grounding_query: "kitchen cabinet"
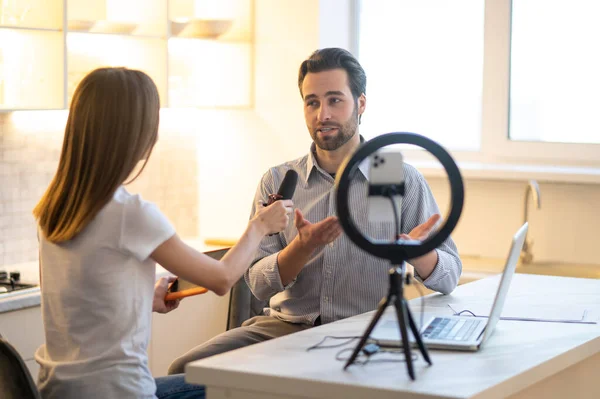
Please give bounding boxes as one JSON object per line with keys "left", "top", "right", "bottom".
{"left": 0, "top": 0, "right": 63, "bottom": 30}
{"left": 0, "top": 291, "right": 230, "bottom": 379}
{"left": 66, "top": 32, "right": 168, "bottom": 106}
{"left": 0, "top": 305, "right": 45, "bottom": 377}
{"left": 149, "top": 289, "right": 230, "bottom": 377}
{"left": 0, "top": 0, "right": 253, "bottom": 111}
{"left": 168, "top": 0, "right": 253, "bottom": 108}
{"left": 0, "top": 0, "right": 64, "bottom": 109}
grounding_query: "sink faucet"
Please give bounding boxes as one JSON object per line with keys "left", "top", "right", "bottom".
{"left": 521, "top": 179, "right": 541, "bottom": 264}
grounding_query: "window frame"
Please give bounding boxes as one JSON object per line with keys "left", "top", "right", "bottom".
{"left": 354, "top": 0, "right": 600, "bottom": 180}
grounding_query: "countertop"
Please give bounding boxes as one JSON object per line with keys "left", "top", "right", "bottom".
{"left": 0, "top": 239, "right": 226, "bottom": 314}
{"left": 460, "top": 255, "right": 600, "bottom": 279}
{"left": 3, "top": 244, "right": 598, "bottom": 314}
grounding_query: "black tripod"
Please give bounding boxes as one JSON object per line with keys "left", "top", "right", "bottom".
{"left": 343, "top": 262, "right": 432, "bottom": 380}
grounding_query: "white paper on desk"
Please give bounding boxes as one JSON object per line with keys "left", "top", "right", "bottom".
{"left": 458, "top": 304, "right": 592, "bottom": 323}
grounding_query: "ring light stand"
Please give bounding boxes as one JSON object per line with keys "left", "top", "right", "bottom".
{"left": 335, "top": 132, "right": 464, "bottom": 380}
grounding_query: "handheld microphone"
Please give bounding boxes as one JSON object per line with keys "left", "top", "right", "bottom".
{"left": 265, "top": 169, "right": 298, "bottom": 206}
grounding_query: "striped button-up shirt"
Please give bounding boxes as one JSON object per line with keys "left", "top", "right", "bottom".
{"left": 245, "top": 144, "right": 462, "bottom": 325}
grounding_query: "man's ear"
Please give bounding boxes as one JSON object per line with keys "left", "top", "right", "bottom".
{"left": 358, "top": 93, "right": 366, "bottom": 116}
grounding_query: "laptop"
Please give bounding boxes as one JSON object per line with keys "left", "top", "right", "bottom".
{"left": 369, "top": 222, "right": 528, "bottom": 351}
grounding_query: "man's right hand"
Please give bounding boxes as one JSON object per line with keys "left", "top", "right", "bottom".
{"left": 275, "top": 209, "right": 342, "bottom": 286}
{"left": 294, "top": 208, "right": 342, "bottom": 251}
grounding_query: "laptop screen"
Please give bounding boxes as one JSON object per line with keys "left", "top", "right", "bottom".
{"left": 481, "top": 222, "right": 528, "bottom": 343}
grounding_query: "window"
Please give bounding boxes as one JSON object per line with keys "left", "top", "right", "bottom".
{"left": 358, "top": 0, "right": 484, "bottom": 151}
{"left": 357, "top": 0, "right": 600, "bottom": 168}
{"left": 510, "top": 0, "right": 600, "bottom": 145}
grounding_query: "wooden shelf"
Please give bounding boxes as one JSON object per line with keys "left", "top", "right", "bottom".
{"left": 0, "top": 0, "right": 63, "bottom": 30}
{"left": 0, "top": 25, "right": 61, "bottom": 32}
{"left": 68, "top": 0, "right": 167, "bottom": 36}
{"left": 0, "top": 0, "right": 253, "bottom": 111}
{"left": 65, "top": 29, "right": 165, "bottom": 40}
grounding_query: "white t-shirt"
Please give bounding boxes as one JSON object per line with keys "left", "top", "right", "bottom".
{"left": 35, "top": 187, "right": 175, "bottom": 399}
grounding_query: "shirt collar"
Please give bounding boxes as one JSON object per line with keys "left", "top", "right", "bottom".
{"left": 305, "top": 135, "right": 369, "bottom": 183}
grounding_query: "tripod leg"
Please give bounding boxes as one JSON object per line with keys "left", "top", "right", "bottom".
{"left": 394, "top": 295, "right": 415, "bottom": 380}
{"left": 404, "top": 299, "right": 432, "bottom": 365}
{"left": 344, "top": 296, "right": 390, "bottom": 370}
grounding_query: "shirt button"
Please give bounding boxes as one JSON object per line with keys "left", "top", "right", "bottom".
{"left": 329, "top": 242, "right": 334, "bottom": 248}
{"left": 324, "top": 296, "right": 329, "bottom": 302}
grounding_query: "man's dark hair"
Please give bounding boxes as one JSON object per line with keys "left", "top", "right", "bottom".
{"left": 298, "top": 47, "right": 366, "bottom": 101}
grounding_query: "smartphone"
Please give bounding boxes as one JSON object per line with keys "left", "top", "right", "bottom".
{"left": 165, "top": 278, "right": 208, "bottom": 301}
{"left": 367, "top": 150, "right": 404, "bottom": 223}
{"left": 163, "top": 248, "right": 229, "bottom": 301}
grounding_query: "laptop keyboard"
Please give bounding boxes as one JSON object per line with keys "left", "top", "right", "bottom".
{"left": 423, "top": 317, "right": 482, "bottom": 341}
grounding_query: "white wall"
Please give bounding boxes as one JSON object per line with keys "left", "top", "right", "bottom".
{"left": 318, "top": 0, "right": 356, "bottom": 51}
{"left": 427, "top": 178, "right": 600, "bottom": 264}
{"left": 195, "top": 0, "right": 600, "bottom": 267}
{"left": 195, "top": 1, "right": 320, "bottom": 241}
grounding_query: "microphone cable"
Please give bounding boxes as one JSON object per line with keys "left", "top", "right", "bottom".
{"left": 305, "top": 335, "right": 418, "bottom": 365}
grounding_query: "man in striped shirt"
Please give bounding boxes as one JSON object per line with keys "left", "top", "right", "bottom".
{"left": 168, "top": 48, "right": 462, "bottom": 374}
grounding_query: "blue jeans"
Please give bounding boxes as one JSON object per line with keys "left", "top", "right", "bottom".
{"left": 155, "top": 374, "right": 205, "bottom": 399}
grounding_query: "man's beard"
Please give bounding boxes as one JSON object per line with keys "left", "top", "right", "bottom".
{"left": 311, "top": 106, "right": 359, "bottom": 151}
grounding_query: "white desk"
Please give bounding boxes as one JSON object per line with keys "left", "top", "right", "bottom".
{"left": 186, "top": 274, "right": 600, "bottom": 399}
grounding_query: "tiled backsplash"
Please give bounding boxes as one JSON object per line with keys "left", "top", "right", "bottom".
{"left": 0, "top": 112, "right": 199, "bottom": 266}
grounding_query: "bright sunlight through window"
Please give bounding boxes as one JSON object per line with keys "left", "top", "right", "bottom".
{"left": 510, "top": 0, "right": 600, "bottom": 145}
{"left": 357, "top": 0, "right": 484, "bottom": 151}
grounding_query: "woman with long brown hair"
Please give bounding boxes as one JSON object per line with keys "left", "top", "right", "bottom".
{"left": 33, "top": 67, "right": 292, "bottom": 398}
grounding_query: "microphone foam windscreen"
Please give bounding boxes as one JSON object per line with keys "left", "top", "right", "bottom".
{"left": 277, "top": 170, "right": 299, "bottom": 199}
